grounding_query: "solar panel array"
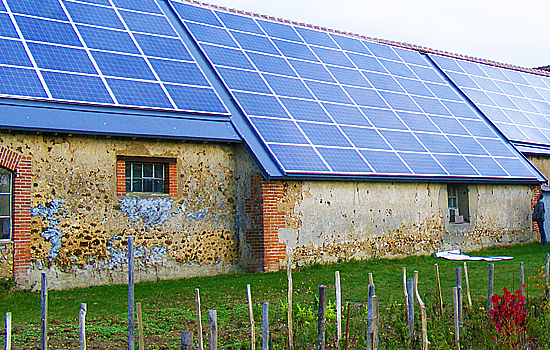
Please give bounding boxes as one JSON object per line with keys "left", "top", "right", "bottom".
{"left": 171, "top": 1, "right": 539, "bottom": 180}
{"left": 0, "top": 0, "right": 227, "bottom": 114}
{"left": 431, "top": 54, "right": 550, "bottom": 147}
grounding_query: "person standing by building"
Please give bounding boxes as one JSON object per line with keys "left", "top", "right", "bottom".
{"left": 533, "top": 193, "right": 546, "bottom": 244}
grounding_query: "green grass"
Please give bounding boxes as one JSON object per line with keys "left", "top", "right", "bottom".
{"left": 1, "top": 242, "right": 550, "bottom": 349}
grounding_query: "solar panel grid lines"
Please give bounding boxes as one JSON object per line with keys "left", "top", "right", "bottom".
{"left": 171, "top": 1, "right": 541, "bottom": 179}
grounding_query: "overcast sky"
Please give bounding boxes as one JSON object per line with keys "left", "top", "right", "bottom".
{"left": 206, "top": 0, "right": 550, "bottom": 69}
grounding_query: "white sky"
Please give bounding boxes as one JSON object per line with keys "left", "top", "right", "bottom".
{"left": 206, "top": 0, "right": 550, "bottom": 69}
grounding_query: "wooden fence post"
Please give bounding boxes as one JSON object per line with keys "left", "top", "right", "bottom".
{"left": 403, "top": 267, "right": 409, "bottom": 321}
{"left": 262, "top": 302, "right": 269, "bottom": 350}
{"left": 318, "top": 285, "right": 326, "bottom": 350}
{"left": 366, "top": 284, "right": 375, "bottom": 350}
{"left": 79, "top": 303, "right": 87, "bottom": 350}
{"left": 344, "top": 302, "right": 351, "bottom": 350}
{"left": 372, "top": 295, "right": 379, "bottom": 350}
{"left": 181, "top": 331, "right": 193, "bottom": 350}
{"left": 519, "top": 262, "right": 525, "bottom": 295}
{"left": 455, "top": 267, "right": 462, "bottom": 324}
{"left": 406, "top": 278, "right": 414, "bottom": 341}
{"left": 128, "top": 236, "right": 135, "bottom": 350}
{"left": 434, "top": 264, "right": 444, "bottom": 315}
{"left": 41, "top": 272, "right": 47, "bottom": 350}
{"left": 335, "top": 271, "right": 342, "bottom": 348}
{"left": 414, "top": 271, "right": 428, "bottom": 350}
{"left": 5, "top": 312, "right": 11, "bottom": 350}
{"left": 196, "top": 288, "right": 204, "bottom": 350}
{"left": 453, "top": 287, "right": 460, "bottom": 350}
{"left": 487, "top": 263, "right": 494, "bottom": 318}
{"left": 209, "top": 310, "right": 218, "bottom": 350}
{"left": 246, "top": 284, "right": 255, "bottom": 350}
{"left": 287, "top": 248, "right": 293, "bottom": 350}
{"left": 136, "top": 302, "right": 144, "bottom": 350}
{"left": 545, "top": 254, "right": 550, "bottom": 296}
{"left": 463, "top": 262, "right": 472, "bottom": 308}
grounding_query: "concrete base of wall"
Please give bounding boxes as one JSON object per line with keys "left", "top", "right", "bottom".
{"left": 26, "top": 258, "right": 243, "bottom": 291}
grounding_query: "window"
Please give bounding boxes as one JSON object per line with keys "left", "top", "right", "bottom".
{"left": 0, "top": 167, "right": 12, "bottom": 240}
{"left": 448, "top": 184, "right": 469, "bottom": 223}
{"left": 118, "top": 156, "right": 176, "bottom": 196}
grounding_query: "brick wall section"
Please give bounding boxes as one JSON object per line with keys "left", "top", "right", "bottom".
{"left": 168, "top": 162, "right": 177, "bottom": 197}
{"left": 243, "top": 173, "right": 263, "bottom": 271}
{"left": 261, "top": 181, "right": 286, "bottom": 272}
{"left": 116, "top": 159, "right": 125, "bottom": 196}
{"left": 0, "top": 147, "right": 31, "bottom": 287}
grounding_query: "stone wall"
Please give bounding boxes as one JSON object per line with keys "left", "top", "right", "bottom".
{"left": 0, "top": 131, "right": 241, "bottom": 290}
{"left": 269, "top": 181, "right": 537, "bottom": 268}
{"left": 527, "top": 155, "right": 550, "bottom": 185}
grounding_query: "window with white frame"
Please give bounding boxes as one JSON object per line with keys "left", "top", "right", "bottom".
{"left": 0, "top": 167, "right": 12, "bottom": 240}
{"left": 125, "top": 160, "right": 168, "bottom": 194}
{"left": 448, "top": 184, "right": 469, "bottom": 223}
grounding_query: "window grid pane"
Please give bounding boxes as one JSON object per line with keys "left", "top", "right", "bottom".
{"left": 125, "top": 162, "right": 166, "bottom": 193}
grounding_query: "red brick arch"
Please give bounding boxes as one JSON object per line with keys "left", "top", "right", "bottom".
{"left": 0, "top": 147, "right": 31, "bottom": 287}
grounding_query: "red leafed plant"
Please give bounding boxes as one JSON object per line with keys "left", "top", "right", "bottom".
{"left": 490, "top": 287, "right": 532, "bottom": 349}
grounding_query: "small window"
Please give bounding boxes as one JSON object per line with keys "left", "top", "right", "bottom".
{"left": 0, "top": 168, "right": 12, "bottom": 240}
{"left": 125, "top": 161, "right": 167, "bottom": 194}
{"left": 448, "top": 184, "right": 469, "bottom": 223}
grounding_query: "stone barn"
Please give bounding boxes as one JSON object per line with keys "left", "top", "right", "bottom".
{"left": 0, "top": 0, "right": 549, "bottom": 289}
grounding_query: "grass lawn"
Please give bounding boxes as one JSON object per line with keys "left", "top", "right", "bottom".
{"left": 1, "top": 242, "right": 550, "bottom": 349}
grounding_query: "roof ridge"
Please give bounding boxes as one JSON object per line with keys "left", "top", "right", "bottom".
{"left": 174, "top": 0, "right": 550, "bottom": 78}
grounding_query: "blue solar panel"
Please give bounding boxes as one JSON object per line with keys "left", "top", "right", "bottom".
{"left": 263, "top": 74, "right": 312, "bottom": 99}
{"left": 28, "top": 43, "right": 97, "bottom": 74}
{"left": 92, "top": 51, "right": 155, "bottom": 80}
{"left": 272, "top": 39, "right": 318, "bottom": 62}
{"left": 380, "top": 59, "right": 416, "bottom": 79}
{"left": 295, "top": 27, "right": 338, "bottom": 49}
{"left": 397, "top": 112, "right": 439, "bottom": 132}
{"left": 361, "top": 107, "right": 407, "bottom": 129}
{"left": 323, "top": 103, "right": 371, "bottom": 126}
{"left": 466, "top": 156, "right": 507, "bottom": 176}
{"left": 516, "top": 84, "right": 544, "bottom": 100}
{"left": 396, "top": 78, "right": 433, "bottom": 97}
{"left": 412, "top": 96, "right": 451, "bottom": 116}
{"left": 279, "top": 98, "right": 332, "bottom": 123}
{"left": 345, "top": 87, "right": 387, "bottom": 108}
{"left": 432, "top": 55, "right": 463, "bottom": 72}
{"left": 362, "top": 71, "right": 404, "bottom": 92}
{"left": 520, "top": 126, "right": 549, "bottom": 144}
{"left": 111, "top": 0, "right": 162, "bottom": 14}
{"left": 394, "top": 47, "right": 430, "bottom": 67}
{"left": 410, "top": 65, "right": 444, "bottom": 83}
{"left": 232, "top": 91, "right": 289, "bottom": 118}
{"left": 298, "top": 122, "right": 351, "bottom": 147}
{"left": 201, "top": 44, "right": 253, "bottom": 69}
{"left": 249, "top": 117, "right": 308, "bottom": 144}
{"left": 416, "top": 133, "right": 459, "bottom": 154}
{"left": 486, "top": 92, "right": 516, "bottom": 109}
{"left": 494, "top": 80, "right": 523, "bottom": 97}
{"left": 164, "top": 84, "right": 227, "bottom": 113}
{"left": 75, "top": 0, "right": 111, "bottom": 5}
{"left": 458, "top": 60, "right": 488, "bottom": 77}
{"left": 186, "top": 22, "right": 237, "bottom": 47}
{"left": 106, "top": 78, "right": 172, "bottom": 108}
{"left": 171, "top": 2, "right": 222, "bottom": 27}
{"left": 378, "top": 91, "right": 421, "bottom": 112}
{"left": 306, "top": 81, "right": 352, "bottom": 104}
{"left": 257, "top": 20, "right": 302, "bottom": 42}
{"left": 7, "top": 0, "right": 68, "bottom": 21}
{"left": 331, "top": 34, "right": 370, "bottom": 54}
{"left": 217, "top": 67, "right": 270, "bottom": 93}
{"left": 149, "top": 59, "right": 209, "bottom": 86}
{"left": 327, "top": 66, "right": 371, "bottom": 87}
{"left": 424, "top": 83, "right": 461, "bottom": 101}
{"left": 317, "top": 148, "right": 372, "bottom": 173}
{"left": 430, "top": 116, "right": 469, "bottom": 135}
{"left": 0, "top": 39, "right": 32, "bottom": 67}
{"left": 364, "top": 42, "right": 400, "bottom": 61}
{"left": 269, "top": 144, "right": 329, "bottom": 172}
{"left": 0, "top": 13, "right": 18, "bottom": 38}
{"left": 511, "top": 97, "right": 538, "bottom": 113}
{"left": 446, "top": 72, "right": 478, "bottom": 89}
{"left": 448, "top": 136, "right": 487, "bottom": 155}
{"left": 15, "top": 15, "right": 82, "bottom": 47}
{"left": 77, "top": 25, "right": 140, "bottom": 54}
{"left": 379, "top": 130, "right": 425, "bottom": 152}
{"left": 360, "top": 150, "right": 410, "bottom": 173}
{"left": 0, "top": 2, "right": 5, "bottom": 11}
{"left": 246, "top": 52, "right": 296, "bottom": 77}
{"left": 42, "top": 71, "right": 113, "bottom": 103}
{"left": 0, "top": 66, "right": 47, "bottom": 97}
{"left": 400, "top": 153, "right": 447, "bottom": 175}
{"left": 64, "top": 1, "right": 125, "bottom": 30}
{"left": 311, "top": 46, "right": 354, "bottom": 68}
{"left": 288, "top": 60, "right": 334, "bottom": 82}
{"left": 231, "top": 31, "right": 279, "bottom": 55}
{"left": 120, "top": 10, "right": 177, "bottom": 36}
{"left": 434, "top": 155, "right": 478, "bottom": 175}
{"left": 440, "top": 100, "right": 479, "bottom": 119}
{"left": 342, "top": 127, "right": 390, "bottom": 149}
{"left": 216, "top": 11, "right": 263, "bottom": 34}
{"left": 134, "top": 34, "right": 192, "bottom": 61}
{"left": 477, "top": 138, "right": 515, "bottom": 157}
{"left": 479, "top": 106, "right": 511, "bottom": 123}
{"left": 347, "top": 53, "right": 386, "bottom": 73}
{"left": 471, "top": 76, "right": 502, "bottom": 93}
{"left": 497, "top": 158, "right": 537, "bottom": 178}
{"left": 459, "top": 119, "right": 495, "bottom": 138}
